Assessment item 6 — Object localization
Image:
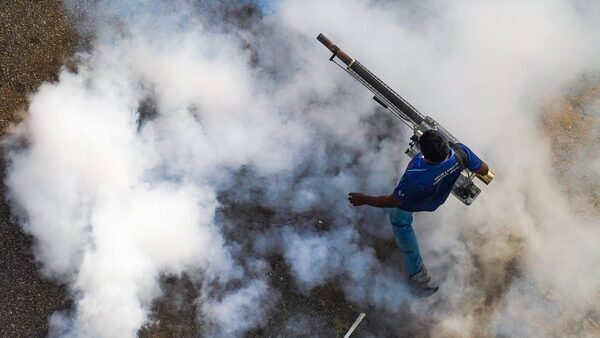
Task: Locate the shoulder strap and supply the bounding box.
[449,142,468,170]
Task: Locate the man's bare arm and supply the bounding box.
[348,192,402,208]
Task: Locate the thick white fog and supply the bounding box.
[4,0,600,336]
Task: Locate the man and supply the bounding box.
[348,129,489,294]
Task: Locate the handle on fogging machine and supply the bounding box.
[476,169,495,185]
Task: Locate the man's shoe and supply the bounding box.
[409,268,439,297]
[410,268,432,284]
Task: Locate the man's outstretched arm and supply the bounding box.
[348,192,402,208]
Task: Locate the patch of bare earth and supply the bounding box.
[541,81,600,214]
[540,82,600,337]
[0,0,77,336]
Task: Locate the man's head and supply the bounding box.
[419,129,449,163]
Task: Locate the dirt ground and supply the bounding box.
[0,1,76,337]
[1,1,598,337]
[0,0,77,133]
[540,82,600,213]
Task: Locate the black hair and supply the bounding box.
[419,129,449,163]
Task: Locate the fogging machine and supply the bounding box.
[317,33,495,205]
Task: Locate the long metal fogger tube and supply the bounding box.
[317,33,495,205]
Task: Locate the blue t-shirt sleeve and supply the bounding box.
[458,143,483,171]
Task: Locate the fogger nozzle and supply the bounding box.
[317,33,354,66]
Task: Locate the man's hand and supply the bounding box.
[474,162,489,176]
[348,192,368,206]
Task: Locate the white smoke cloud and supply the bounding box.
[199,279,276,336]
[4,0,600,336]
[5,3,287,335]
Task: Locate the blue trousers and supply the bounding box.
[389,208,424,276]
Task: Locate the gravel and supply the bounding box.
[0,1,76,336]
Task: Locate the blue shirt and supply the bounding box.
[393,143,483,212]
